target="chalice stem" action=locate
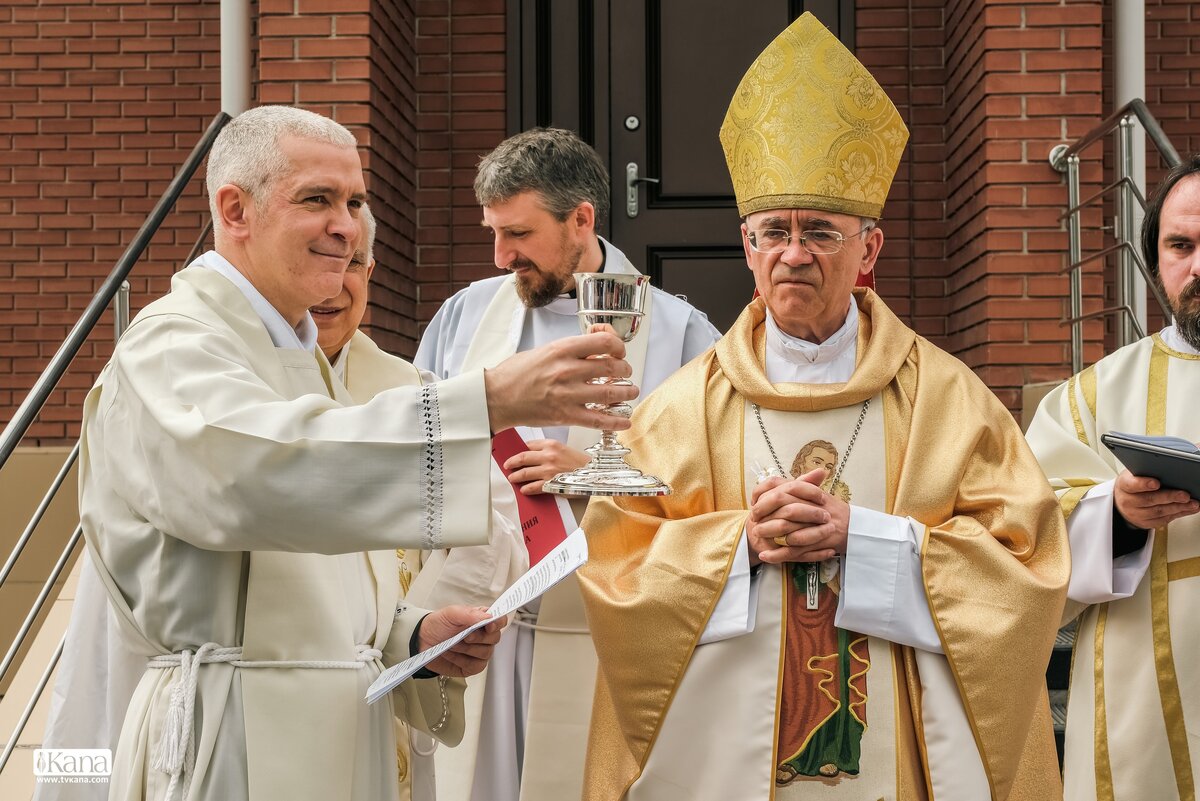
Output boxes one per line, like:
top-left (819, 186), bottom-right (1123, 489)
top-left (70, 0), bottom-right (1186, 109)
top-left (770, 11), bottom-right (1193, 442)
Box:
top-left (599, 430), bottom-right (621, 452)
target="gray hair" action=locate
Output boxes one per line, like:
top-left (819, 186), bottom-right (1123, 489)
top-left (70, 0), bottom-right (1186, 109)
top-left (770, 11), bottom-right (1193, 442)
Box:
top-left (359, 203), bottom-right (377, 264)
top-left (206, 105), bottom-right (357, 237)
top-left (474, 127), bottom-right (610, 229)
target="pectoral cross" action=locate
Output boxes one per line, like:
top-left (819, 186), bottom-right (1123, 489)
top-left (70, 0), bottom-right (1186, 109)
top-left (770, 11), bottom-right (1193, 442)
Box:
top-left (806, 563), bottom-right (819, 610)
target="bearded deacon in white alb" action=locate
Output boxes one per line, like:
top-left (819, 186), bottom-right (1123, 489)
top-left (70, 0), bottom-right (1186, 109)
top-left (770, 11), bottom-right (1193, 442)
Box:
top-left (416, 128), bottom-right (719, 801)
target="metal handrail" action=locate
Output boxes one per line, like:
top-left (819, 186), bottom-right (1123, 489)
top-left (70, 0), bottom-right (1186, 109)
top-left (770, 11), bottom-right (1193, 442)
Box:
top-left (0, 525), bottom-right (82, 688)
top-left (114, 280), bottom-right (131, 342)
top-left (0, 635), bottom-right (64, 775)
top-left (1049, 99), bottom-right (1181, 372)
top-left (0, 443), bottom-right (79, 591)
top-left (0, 111), bottom-right (230, 472)
top-left (1057, 240), bottom-right (1171, 320)
top-left (0, 285), bottom-right (127, 691)
top-left (1063, 304), bottom-right (1146, 341)
top-left (185, 219), bottom-right (215, 271)
top-left (0, 115), bottom-right (228, 760)
top-left (1058, 241), bottom-right (1130, 275)
top-left (1060, 176), bottom-right (1147, 220)
top-left (1050, 98), bottom-right (1181, 171)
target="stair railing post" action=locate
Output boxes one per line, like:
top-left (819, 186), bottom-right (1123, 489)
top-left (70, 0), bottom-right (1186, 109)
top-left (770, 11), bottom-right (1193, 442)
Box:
top-left (1115, 116), bottom-right (1138, 348)
top-left (115, 280), bottom-right (131, 343)
top-left (1067, 154), bottom-right (1084, 374)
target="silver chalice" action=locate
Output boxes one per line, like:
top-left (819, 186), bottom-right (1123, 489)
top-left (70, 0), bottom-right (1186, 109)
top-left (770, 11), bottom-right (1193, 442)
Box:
top-left (542, 273), bottom-right (671, 497)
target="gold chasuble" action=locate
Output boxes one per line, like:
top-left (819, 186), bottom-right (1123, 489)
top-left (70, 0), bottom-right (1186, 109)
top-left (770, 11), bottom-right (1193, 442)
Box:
top-left (1027, 334), bottom-right (1200, 801)
top-left (578, 292), bottom-right (1069, 801)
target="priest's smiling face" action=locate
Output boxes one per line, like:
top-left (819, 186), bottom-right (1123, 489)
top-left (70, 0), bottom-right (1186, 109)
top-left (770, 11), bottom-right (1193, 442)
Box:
top-left (483, 190), bottom-right (589, 308)
top-left (741, 207), bottom-right (883, 343)
top-left (232, 136), bottom-right (368, 326)
top-left (1157, 174), bottom-right (1200, 349)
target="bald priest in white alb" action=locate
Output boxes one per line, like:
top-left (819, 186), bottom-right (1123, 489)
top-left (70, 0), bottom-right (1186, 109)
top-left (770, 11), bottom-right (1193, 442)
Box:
top-left (79, 106), bottom-right (635, 801)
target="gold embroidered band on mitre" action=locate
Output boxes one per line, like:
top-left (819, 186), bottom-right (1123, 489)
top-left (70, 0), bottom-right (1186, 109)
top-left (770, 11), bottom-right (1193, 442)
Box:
top-left (719, 12), bottom-right (909, 219)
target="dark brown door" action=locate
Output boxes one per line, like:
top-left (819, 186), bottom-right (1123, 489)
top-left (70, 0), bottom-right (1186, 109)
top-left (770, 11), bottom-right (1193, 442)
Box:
top-left (507, 0), bottom-right (855, 333)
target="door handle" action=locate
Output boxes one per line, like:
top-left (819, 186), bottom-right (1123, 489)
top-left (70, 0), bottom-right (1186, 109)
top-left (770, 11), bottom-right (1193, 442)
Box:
top-left (625, 162), bottom-right (660, 218)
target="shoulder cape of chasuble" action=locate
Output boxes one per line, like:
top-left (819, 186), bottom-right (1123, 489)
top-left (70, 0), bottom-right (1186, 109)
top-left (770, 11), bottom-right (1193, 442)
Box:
top-left (719, 12), bottom-right (909, 220)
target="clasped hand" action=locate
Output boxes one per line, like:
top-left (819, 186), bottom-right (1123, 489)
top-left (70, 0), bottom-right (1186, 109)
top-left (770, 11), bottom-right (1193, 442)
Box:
top-left (746, 468), bottom-right (850, 566)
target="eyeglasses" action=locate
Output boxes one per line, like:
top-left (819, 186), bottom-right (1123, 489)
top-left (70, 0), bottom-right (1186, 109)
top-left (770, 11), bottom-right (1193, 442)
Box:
top-left (746, 225), bottom-right (873, 255)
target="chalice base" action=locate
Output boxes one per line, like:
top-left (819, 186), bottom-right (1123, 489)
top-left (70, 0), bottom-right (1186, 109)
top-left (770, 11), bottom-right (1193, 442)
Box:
top-left (542, 441), bottom-right (671, 497)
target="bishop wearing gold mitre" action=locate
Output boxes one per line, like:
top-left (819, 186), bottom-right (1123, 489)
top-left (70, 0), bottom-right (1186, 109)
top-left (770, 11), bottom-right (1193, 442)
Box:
top-left (577, 13), bottom-right (1070, 801)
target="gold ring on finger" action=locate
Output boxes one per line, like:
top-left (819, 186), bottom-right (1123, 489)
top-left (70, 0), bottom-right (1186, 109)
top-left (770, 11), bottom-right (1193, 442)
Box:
top-left (773, 536), bottom-right (788, 546)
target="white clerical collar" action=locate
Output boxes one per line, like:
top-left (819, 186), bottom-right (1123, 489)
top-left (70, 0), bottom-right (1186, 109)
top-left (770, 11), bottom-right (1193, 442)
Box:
top-left (541, 236), bottom-right (614, 317)
top-left (765, 302), bottom-right (858, 367)
top-left (1160, 324), bottom-right (1200, 356)
top-left (543, 295), bottom-right (579, 317)
top-left (197, 250), bottom-right (318, 351)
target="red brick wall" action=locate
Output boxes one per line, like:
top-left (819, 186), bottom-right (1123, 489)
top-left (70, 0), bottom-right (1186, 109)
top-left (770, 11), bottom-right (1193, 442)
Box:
top-left (256, 0), bottom-right (420, 355)
top-left (858, 0), bottom-right (1106, 412)
top-left (412, 0), bottom-right (508, 344)
top-left (250, 0), bottom-right (509, 357)
top-left (946, 1), bottom-right (1106, 411)
top-left (365, 0), bottom-right (420, 353)
top-left (0, 1), bottom-right (224, 442)
top-left (0, 1), bottom-right (1163, 437)
top-left (1142, 0), bottom-right (1199, 334)
top-left (0, 0), bottom-right (509, 442)
top-left (855, 0), bottom-right (946, 347)
top-left (1146, 0), bottom-right (1200, 177)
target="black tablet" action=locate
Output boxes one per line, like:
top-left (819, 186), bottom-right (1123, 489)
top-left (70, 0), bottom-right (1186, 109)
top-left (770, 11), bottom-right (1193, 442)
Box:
top-left (1100, 431), bottom-right (1200, 498)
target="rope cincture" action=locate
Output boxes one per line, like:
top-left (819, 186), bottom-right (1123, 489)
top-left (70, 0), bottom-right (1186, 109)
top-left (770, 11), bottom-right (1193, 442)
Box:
top-left (146, 642), bottom-right (383, 800)
top-left (509, 606), bottom-right (589, 635)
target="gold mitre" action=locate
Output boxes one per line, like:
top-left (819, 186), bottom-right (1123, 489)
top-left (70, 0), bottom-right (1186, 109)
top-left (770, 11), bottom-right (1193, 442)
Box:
top-left (720, 12), bottom-right (909, 219)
